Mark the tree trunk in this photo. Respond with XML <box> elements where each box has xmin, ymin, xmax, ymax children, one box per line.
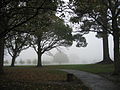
<box><xmin>99</xmin><ymin>7</ymin><xmax>113</xmax><ymax>64</ymax></box>
<box><xmin>37</xmin><ymin>37</ymin><xmax>42</xmax><ymax>67</ymax></box>
<box><xmin>100</xmin><ymin>35</ymin><xmax>113</xmax><ymax>64</ymax></box>
<box><xmin>0</xmin><ymin>38</ymin><xmax>5</xmax><ymax>74</ymax></box>
<box><xmin>113</xmin><ymin>33</ymin><xmax>120</xmax><ymax>75</ymax></box>
<box><xmin>37</xmin><ymin>52</ymin><xmax>42</xmax><ymax>67</ymax></box>
<box><xmin>11</xmin><ymin>55</ymin><xmax>17</xmax><ymax>67</ymax></box>
<box><xmin>112</xmin><ymin>11</ymin><xmax>120</xmax><ymax>75</ymax></box>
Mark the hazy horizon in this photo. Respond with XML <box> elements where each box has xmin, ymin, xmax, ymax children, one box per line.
<box><xmin>4</xmin><ymin>0</ymin><xmax>114</xmax><ymax>65</ymax></box>
<box><xmin>4</xmin><ymin>32</ymin><xmax>114</xmax><ymax>65</ymax></box>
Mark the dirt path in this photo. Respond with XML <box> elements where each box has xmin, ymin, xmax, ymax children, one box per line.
<box><xmin>59</xmin><ymin>69</ymin><xmax>120</xmax><ymax>90</ymax></box>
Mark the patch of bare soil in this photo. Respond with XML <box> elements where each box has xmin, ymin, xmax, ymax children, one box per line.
<box><xmin>0</xmin><ymin>67</ymin><xmax>90</xmax><ymax>90</ymax></box>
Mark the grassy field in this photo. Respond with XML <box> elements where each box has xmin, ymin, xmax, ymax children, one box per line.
<box><xmin>0</xmin><ymin>64</ymin><xmax>117</xmax><ymax>90</ymax></box>
<box><xmin>0</xmin><ymin>66</ymin><xmax>90</xmax><ymax>90</ymax></box>
<box><xmin>13</xmin><ymin>64</ymin><xmax>114</xmax><ymax>74</ymax></box>
<box><xmin>47</xmin><ymin>64</ymin><xmax>114</xmax><ymax>74</ymax></box>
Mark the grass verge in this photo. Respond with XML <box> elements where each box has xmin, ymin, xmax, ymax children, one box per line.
<box><xmin>46</xmin><ymin>64</ymin><xmax>114</xmax><ymax>74</ymax></box>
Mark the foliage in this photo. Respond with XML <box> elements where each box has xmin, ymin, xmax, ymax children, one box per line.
<box><xmin>0</xmin><ymin>0</ymin><xmax>58</xmax><ymax>37</ymax></box>
<box><xmin>5</xmin><ymin>31</ymin><xmax>31</xmax><ymax>66</ymax></box>
<box><xmin>69</xmin><ymin>0</ymin><xmax>120</xmax><ymax>73</ymax></box>
<box><xmin>21</xmin><ymin>10</ymin><xmax>74</xmax><ymax>66</ymax></box>
<box><xmin>30</xmin><ymin>15</ymin><xmax>73</xmax><ymax>54</ymax></box>
<box><xmin>69</xmin><ymin>0</ymin><xmax>118</xmax><ymax>36</ymax></box>
<box><xmin>96</xmin><ymin>31</ymin><xmax>109</xmax><ymax>39</ymax></box>
<box><xmin>70</xmin><ymin>0</ymin><xmax>120</xmax><ymax>34</ymax></box>
<box><xmin>5</xmin><ymin>32</ymin><xmax>31</xmax><ymax>57</ymax></box>
<box><xmin>73</xmin><ymin>34</ymin><xmax>88</xmax><ymax>47</ymax></box>
<box><xmin>0</xmin><ymin>0</ymin><xmax>59</xmax><ymax>72</ymax></box>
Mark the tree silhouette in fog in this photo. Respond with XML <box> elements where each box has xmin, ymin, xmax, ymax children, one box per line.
<box><xmin>53</xmin><ymin>51</ymin><xmax>69</xmax><ymax>65</ymax></box>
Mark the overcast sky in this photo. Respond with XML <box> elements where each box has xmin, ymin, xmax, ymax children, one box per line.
<box><xmin>4</xmin><ymin>0</ymin><xmax>114</xmax><ymax>65</ymax></box>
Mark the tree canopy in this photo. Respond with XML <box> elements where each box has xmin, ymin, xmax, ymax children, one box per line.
<box><xmin>29</xmin><ymin>14</ymin><xmax>73</xmax><ymax>66</ymax></box>
<box><xmin>5</xmin><ymin>32</ymin><xmax>31</xmax><ymax>66</ymax></box>
<box><xmin>69</xmin><ymin>0</ymin><xmax>120</xmax><ymax>74</ymax></box>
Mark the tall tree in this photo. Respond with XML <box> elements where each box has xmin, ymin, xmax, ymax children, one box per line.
<box><xmin>69</xmin><ymin>0</ymin><xmax>120</xmax><ymax>74</ymax></box>
<box><xmin>97</xmin><ymin>6</ymin><xmax>113</xmax><ymax>64</ymax></box>
<box><xmin>69</xmin><ymin>1</ymin><xmax>112</xmax><ymax>64</ymax></box>
<box><xmin>5</xmin><ymin>32</ymin><xmax>31</xmax><ymax>67</ymax></box>
<box><xmin>30</xmin><ymin>16</ymin><xmax>73</xmax><ymax>67</ymax></box>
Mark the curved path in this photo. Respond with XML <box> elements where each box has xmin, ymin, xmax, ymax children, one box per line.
<box><xmin>59</xmin><ymin>69</ymin><xmax>120</xmax><ymax>90</ymax></box>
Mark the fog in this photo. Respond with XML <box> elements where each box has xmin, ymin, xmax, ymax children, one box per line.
<box><xmin>4</xmin><ymin>0</ymin><xmax>114</xmax><ymax>65</ymax></box>
<box><xmin>5</xmin><ymin>32</ymin><xmax>114</xmax><ymax>65</ymax></box>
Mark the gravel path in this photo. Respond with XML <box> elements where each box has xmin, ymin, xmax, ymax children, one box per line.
<box><xmin>59</xmin><ymin>69</ymin><xmax>120</xmax><ymax>90</ymax></box>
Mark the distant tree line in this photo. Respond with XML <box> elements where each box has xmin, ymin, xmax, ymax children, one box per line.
<box><xmin>4</xmin><ymin>59</ymin><xmax>37</xmax><ymax>65</ymax></box>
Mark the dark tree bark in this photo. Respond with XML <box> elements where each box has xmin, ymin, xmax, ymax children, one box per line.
<box><xmin>0</xmin><ymin>38</ymin><xmax>5</xmax><ymax>74</ymax></box>
<box><xmin>37</xmin><ymin>37</ymin><xmax>42</xmax><ymax>67</ymax></box>
<box><xmin>112</xmin><ymin>14</ymin><xmax>120</xmax><ymax>74</ymax></box>
<box><xmin>37</xmin><ymin>52</ymin><xmax>42</xmax><ymax>67</ymax></box>
<box><xmin>11</xmin><ymin>53</ymin><xmax>17</xmax><ymax>67</ymax></box>
<box><xmin>102</xmin><ymin>35</ymin><xmax>113</xmax><ymax>62</ymax></box>
<box><xmin>98</xmin><ymin>7</ymin><xmax>113</xmax><ymax>64</ymax></box>
<box><xmin>98</xmin><ymin>35</ymin><xmax>113</xmax><ymax>64</ymax></box>
<box><xmin>113</xmin><ymin>32</ymin><xmax>120</xmax><ymax>75</ymax></box>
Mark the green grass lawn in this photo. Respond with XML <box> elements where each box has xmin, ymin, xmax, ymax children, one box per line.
<box><xmin>1</xmin><ymin>64</ymin><xmax>116</xmax><ymax>90</ymax></box>
<box><xmin>6</xmin><ymin>64</ymin><xmax>114</xmax><ymax>74</ymax></box>
<box><xmin>47</xmin><ymin>64</ymin><xmax>114</xmax><ymax>74</ymax></box>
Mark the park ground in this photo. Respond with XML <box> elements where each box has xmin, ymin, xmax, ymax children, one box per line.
<box><xmin>0</xmin><ymin>64</ymin><xmax>120</xmax><ymax>90</ymax></box>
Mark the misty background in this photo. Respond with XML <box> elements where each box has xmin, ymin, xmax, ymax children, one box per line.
<box><xmin>4</xmin><ymin>32</ymin><xmax>114</xmax><ymax>65</ymax></box>
<box><xmin>4</xmin><ymin>0</ymin><xmax>114</xmax><ymax>65</ymax></box>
